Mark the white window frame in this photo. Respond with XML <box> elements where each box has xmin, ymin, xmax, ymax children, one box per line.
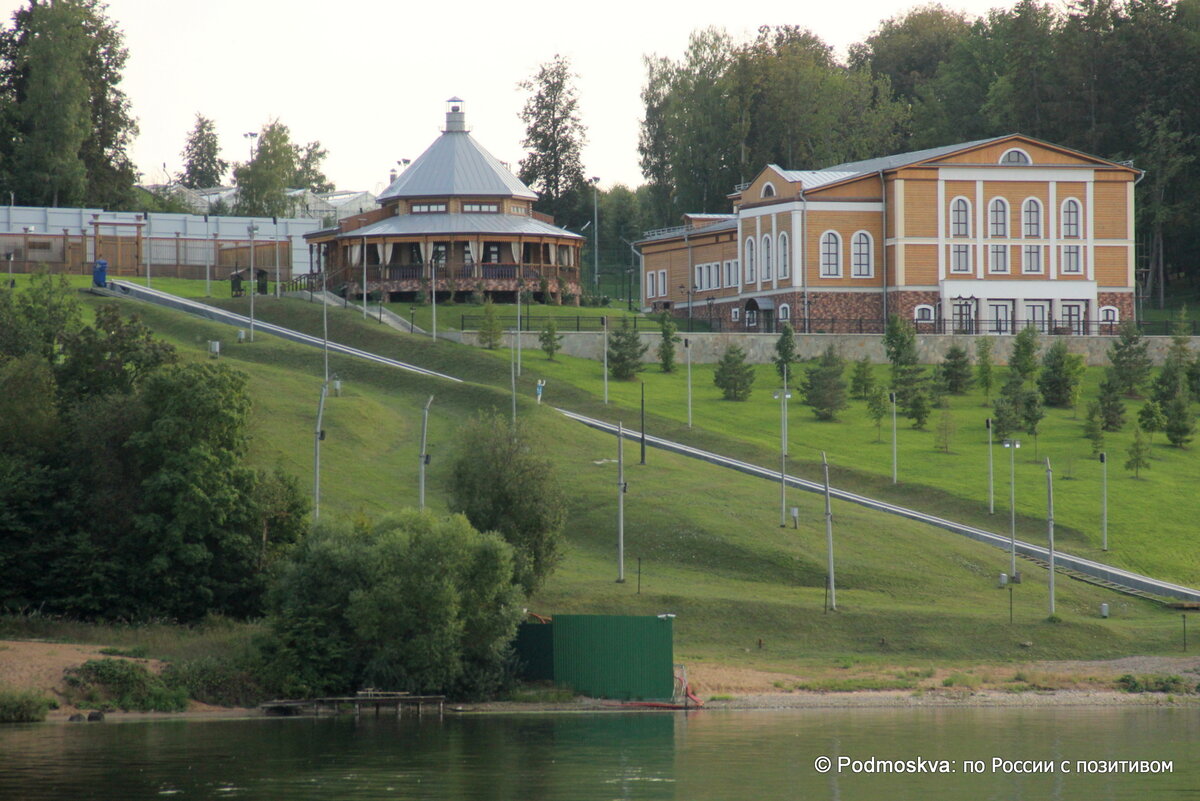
<box><xmin>1061</xmin><ymin>198</ymin><xmax>1082</xmax><ymax>238</ymax></box>
<box><xmin>819</xmin><ymin>231</ymin><xmax>842</xmax><ymax>278</ymax></box>
<box><xmin>646</xmin><ymin>270</ymin><xmax>656</xmax><ymax>299</ymax></box>
<box><xmin>989</xmin><ymin>198</ymin><xmax>1008</xmax><ymax>238</ymax></box>
<box><xmin>731</xmin><ymin>307</ymin><xmax>741</xmax><ymax>322</ymax></box>
<box><xmin>951</xmin><ymin>243</ymin><xmax>972</xmax><ymax>273</ymax></box>
<box><xmin>779</xmin><ymin>303</ymin><xmax>791</xmax><ymax>321</ymax></box>
<box><xmin>778</xmin><ymin>233</ymin><xmax>789</xmax><ymax>279</ymax></box>
<box><xmin>1000</xmin><ymin>148</ymin><xmax>1032</xmax><ymax>165</ymax></box>
<box><xmin>761</xmin><ymin>234</ymin><xmax>772</xmax><ymax>281</ymax></box>
<box><xmin>1022</xmin><ymin>244</ymin><xmax>1042</xmax><ymax>274</ymax></box>
<box><xmin>657</xmin><ymin>270</ymin><xmax>666</xmax><ymax>298</ymax></box>
<box><xmin>746</xmin><ymin>308</ymin><xmax>758</xmax><ymax>327</ymax></box>
<box><xmin>761</xmin><ymin>182</ymin><xmax>776</xmax><ymax>199</ymax></box>
<box><xmin>950</xmin><ymin>197</ymin><xmax>971</xmax><ymax>237</ymax></box>
<box><xmin>1099</xmin><ymin>305</ymin><xmax>1119</xmax><ymax>324</ymax></box>
<box><xmin>851</xmin><ymin>231</ymin><xmax>873</xmax><ymax>278</ymax></box>
<box><xmin>914</xmin><ymin>304</ymin><xmax>935</xmax><ymax>322</ymax></box>
<box><xmin>989</xmin><ymin>244</ymin><xmax>1009</xmax><ymax>274</ymax></box>
<box><xmin>1023</xmin><ymin>198</ymin><xmax>1042</xmax><ymax>238</ymax></box>
<box><xmin>695</xmin><ymin>265</ymin><xmax>703</xmax><ymax>291</ymax></box>
<box><xmin>744</xmin><ymin>238</ymin><xmax>756</xmax><ymax>283</ymax></box>
<box><xmin>1061</xmin><ymin>245</ymin><xmax>1083</xmax><ymax>274</ymax></box>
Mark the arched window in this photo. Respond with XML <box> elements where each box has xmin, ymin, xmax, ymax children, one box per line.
<box><xmin>819</xmin><ymin>231</ymin><xmax>841</xmax><ymax>277</ymax></box>
<box><xmin>1000</xmin><ymin>148</ymin><xmax>1032</xmax><ymax>165</ymax></box>
<box><xmin>914</xmin><ymin>304</ymin><xmax>935</xmax><ymax>322</ymax></box>
<box><xmin>1099</xmin><ymin>306</ymin><xmax>1119</xmax><ymax>324</ymax></box>
<box><xmin>851</xmin><ymin>231</ymin><xmax>873</xmax><ymax>278</ymax></box>
<box><xmin>951</xmin><ymin>197</ymin><xmax>971</xmax><ymax>237</ymax></box>
<box><xmin>1061</xmin><ymin>198</ymin><xmax>1081</xmax><ymax>238</ymax></box>
<box><xmin>1023</xmin><ymin>198</ymin><xmax>1042</xmax><ymax>238</ymax></box>
<box><xmin>779</xmin><ymin>303</ymin><xmax>791</xmax><ymax>321</ymax></box>
<box><xmin>744</xmin><ymin>238</ymin><xmax>756</xmax><ymax>282</ymax></box>
<box><xmin>761</xmin><ymin>234</ymin><xmax>772</xmax><ymax>280</ymax></box>
<box><xmin>778</xmin><ymin>233</ymin><xmax>790</xmax><ymax>279</ymax></box>
<box><xmin>761</xmin><ymin>182</ymin><xmax>776</xmax><ymax>198</ymax></box>
<box><xmin>989</xmin><ymin>198</ymin><xmax>1008</xmax><ymax>237</ymax></box>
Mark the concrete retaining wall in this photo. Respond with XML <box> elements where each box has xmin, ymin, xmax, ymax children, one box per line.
<box><xmin>456</xmin><ymin>330</ymin><xmax>1193</xmax><ymax>366</ymax></box>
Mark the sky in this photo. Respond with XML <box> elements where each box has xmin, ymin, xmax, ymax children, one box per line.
<box><xmin>3</xmin><ymin>0</ymin><xmax>1018</xmax><ymax>195</ymax></box>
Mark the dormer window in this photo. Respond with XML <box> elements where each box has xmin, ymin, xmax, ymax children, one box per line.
<box><xmin>1000</xmin><ymin>148</ymin><xmax>1031</xmax><ymax>165</ymax></box>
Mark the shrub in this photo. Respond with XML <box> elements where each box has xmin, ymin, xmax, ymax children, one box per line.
<box><xmin>1116</xmin><ymin>674</ymin><xmax>1190</xmax><ymax>694</ymax></box>
<box><xmin>64</xmin><ymin>658</ymin><xmax>188</xmax><ymax>712</ymax></box>
<box><xmin>714</xmin><ymin>344</ymin><xmax>755</xmax><ymax>401</ymax></box>
<box><xmin>162</xmin><ymin>655</ymin><xmax>265</xmax><ymax>708</ymax></box>
<box><xmin>0</xmin><ymin>684</ymin><xmax>52</xmax><ymax>722</ymax></box>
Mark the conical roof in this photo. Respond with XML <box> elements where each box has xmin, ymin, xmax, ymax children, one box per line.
<box><xmin>378</xmin><ymin>102</ymin><xmax>537</xmax><ymax>202</ymax></box>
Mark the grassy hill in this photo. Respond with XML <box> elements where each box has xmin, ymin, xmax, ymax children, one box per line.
<box><xmin>60</xmin><ymin>286</ymin><xmax>1194</xmax><ymax>676</ymax></box>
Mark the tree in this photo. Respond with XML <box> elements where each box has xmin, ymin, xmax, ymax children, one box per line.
<box><xmin>538</xmin><ymin>319</ymin><xmax>562</xmax><ymax>360</ymax></box>
<box><xmin>1153</xmin><ymin>307</ymin><xmax>1193</xmax><ymax>405</ymax></box>
<box><xmin>1137</xmin><ymin>400</ymin><xmax>1166</xmax><ymax>447</ymax></box>
<box><xmin>1009</xmin><ymin>325</ymin><xmax>1040</xmax><ymax>383</ymax></box>
<box><xmin>1097</xmin><ymin>371</ymin><xmax>1126</xmax><ymax>432</ymax></box>
<box><xmin>940</xmin><ymin>343</ymin><xmax>972</xmax><ymax>394</ymax></box>
<box><xmin>802</xmin><ymin>344</ymin><xmax>847</xmax><ymax>421</ymax></box>
<box><xmin>850</xmin><ymin>355</ymin><xmax>875</xmax><ymax>400</ymax></box>
<box><xmin>866</xmin><ymin>385</ymin><xmax>889</xmax><ymax>442</ymax></box>
<box><xmin>1164</xmin><ymin>391</ymin><xmax>1195</xmax><ymax>448</ymax></box>
<box><xmin>1125</xmin><ymin>425</ymin><xmax>1150</xmax><ymax>478</ymax></box>
<box><xmin>1037</xmin><ymin>340</ymin><xmax>1085</xmax><ymax>407</ymax></box>
<box><xmin>265</xmin><ymin>511</ymin><xmax>523</xmax><ymax>698</ymax></box>
<box><xmin>232</xmin><ymin>120</ymin><xmax>296</xmax><ymax>217</ymax></box>
<box><xmin>883</xmin><ymin>315</ymin><xmax>926</xmax><ymax>415</ymax></box>
<box><xmin>0</xmin><ymin>0</ymin><xmax>139</xmax><ymax>209</ymax></box>
<box><xmin>477</xmin><ymin>299</ymin><xmax>503</xmax><ymax>350</ymax></box>
<box><xmin>935</xmin><ymin>407</ymin><xmax>957</xmax><ymax>453</ymax></box>
<box><xmin>179</xmin><ymin>114</ymin><xmax>227</xmax><ymax>188</ymax></box>
<box><xmin>518</xmin><ymin>55</ymin><xmax>587</xmax><ymax>227</ymax></box>
<box><xmin>976</xmin><ymin>337</ymin><xmax>995</xmax><ymax>401</ymax></box>
<box><xmin>657</xmin><ymin>316</ymin><xmax>680</xmax><ymax>372</ymax></box>
<box><xmin>13</xmin><ymin>272</ymin><xmax>83</xmax><ymax>361</ymax></box>
<box><xmin>991</xmin><ymin>394</ymin><xmax>1022</xmax><ymax>441</ymax></box>
<box><xmin>1107</xmin><ymin>321</ymin><xmax>1151</xmax><ymax>397</ymax></box>
<box><xmin>292</xmin><ymin>141</ymin><xmax>333</xmax><ymax>194</ymax></box>
<box><xmin>448</xmin><ymin>412</ymin><xmax>567</xmax><ymax>596</ymax></box>
<box><xmin>607</xmin><ymin>319</ymin><xmax>648</xmax><ymax>380</ymax></box>
<box><xmin>1022</xmin><ymin>389</ymin><xmax>1045</xmax><ymax>457</ymax></box>
<box><xmin>714</xmin><ymin>344</ymin><xmax>755</xmax><ymax>401</ymax></box>
<box><xmin>773</xmin><ymin>322</ymin><xmax>797</xmax><ymax>383</ymax></box>
<box><xmin>908</xmin><ymin>387</ymin><xmax>932</xmax><ymax>429</ymax></box>
<box><xmin>54</xmin><ymin>304</ymin><xmax>176</xmax><ymax>403</ymax></box>
<box><xmin>1083</xmin><ymin>401</ymin><xmax>1104</xmax><ymax>456</ymax></box>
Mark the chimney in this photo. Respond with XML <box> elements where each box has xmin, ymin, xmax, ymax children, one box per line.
<box><xmin>445</xmin><ymin>97</ymin><xmax>467</xmax><ymax>132</ymax></box>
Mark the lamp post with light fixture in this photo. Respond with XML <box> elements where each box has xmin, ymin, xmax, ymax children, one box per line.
<box><xmin>774</xmin><ymin>369</ymin><xmax>791</xmax><ymax>528</ymax></box>
<box><xmin>1004</xmin><ymin>438</ymin><xmax>1021</xmax><ymax>580</ymax></box>
<box><xmin>591</xmin><ymin>176</ymin><xmax>600</xmax><ymax>289</ymax></box>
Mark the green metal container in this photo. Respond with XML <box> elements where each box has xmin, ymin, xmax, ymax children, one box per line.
<box><xmin>514</xmin><ymin>614</ymin><xmax>674</xmax><ymax>700</ymax></box>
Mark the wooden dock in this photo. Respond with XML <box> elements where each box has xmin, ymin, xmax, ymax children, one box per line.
<box><xmin>261</xmin><ymin>690</ymin><xmax>445</xmax><ymax>718</ymax></box>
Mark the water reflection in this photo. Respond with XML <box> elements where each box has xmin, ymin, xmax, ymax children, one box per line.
<box><xmin>0</xmin><ymin>707</ymin><xmax>1195</xmax><ymax>800</ymax></box>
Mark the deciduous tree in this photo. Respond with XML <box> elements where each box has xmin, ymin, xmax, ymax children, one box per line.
<box><xmin>518</xmin><ymin>55</ymin><xmax>587</xmax><ymax>228</ymax></box>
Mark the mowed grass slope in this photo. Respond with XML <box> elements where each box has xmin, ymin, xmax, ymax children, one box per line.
<box><xmin>85</xmin><ymin>290</ymin><xmax>1190</xmax><ymax>669</ymax></box>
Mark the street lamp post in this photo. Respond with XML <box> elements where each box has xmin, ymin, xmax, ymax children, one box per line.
<box><xmin>617</xmin><ymin>420</ymin><xmax>626</xmax><ymax>583</ymax></box>
<box><xmin>430</xmin><ymin>255</ymin><xmax>438</xmax><ymax>341</ymax></box>
<box><xmin>419</xmin><ymin>396</ymin><xmax>434</xmax><ymax>510</ymax></box>
<box><xmin>243</xmin><ymin>131</ymin><xmax>258</xmax><ymax>160</ymax></box>
<box><xmin>890</xmin><ymin>391</ymin><xmax>897</xmax><ymax>484</ymax></box>
<box><xmin>313</xmin><ymin>375</ymin><xmax>337</xmax><ymax>522</ymax></box>
<box><xmin>602</xmin><ymin>316</ymin><xmax>609</xmax><ymax>405</ymax></box>
<box><xmin>678</xmin><ymin>283</ymin><xmax>696</xmax><ymax>333</ymax></box>
<box><xmin>248</xmin><ymin>224</ymin><xmax>258</xmax><ymax>342</ymax></box>
<box><xmin>1100</xmin><ymin>452</ymin><xmax>1108</xmax><ymax>551</ymax></box>
<box><xmin>1046</xmin><ymin>457</ymin><xmax>1056</xmax><ymax>616</ymax></box>
<box><xmin>685</xmin><ymin>337</ymin><xmax>692</xmax><ymax>428</ymax></box>
<box><xmin>774</xmin><ymin>369</ymin><xmax>791</xmax><ymax>528</ymax></box>
<box><xmin>591</xmin><ymin>176</ymin><xmax>600</xmax><ymax>290</ymax></box>
<box><xmin>822</xmin><ymin>451</ymin><xmax>837</xmax><ymax>611</ymax></box>
<box><xmin>1004</xmin><ymin>439</ymin><xmax>1021</xmax><ymax>581</ymax></box>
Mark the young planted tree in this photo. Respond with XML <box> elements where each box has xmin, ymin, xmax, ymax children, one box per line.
<box><xmin>1037</xmin><ymin>340</ymin><xmax>1085</xmax><ymax>407</ymax></box>
<box><xmin>714</xmin><ymin>344</ymin><xmax>755</xmax><ymax>401</ymax></box>
<box><xmin>850</xmin><ymin>355</ymin><xmax>875</xmax><ymax>400</ymax></box>
<box><xmin>477</xmin><ymin>298</ymin><xmax>504</xmax><ymax>350</ymax></box>
<box><xmin>1137</xmin><ymin>400</ymin><xmax>1166</xmax><ymax>447</ymax></box>
<box><xmin>657</xmin><ymin>316</ymin><xmax>681</xmax><ymax>372</ymax></box>
<box><xmin>939</xmin><ymin>343</ymin><xmax>972</xmax><ymax>394</ymax></box>
<box><xmin>866</xmin><ymin>385</ymin><xmax>889</xmax><ymax>442</ymax></box>
<box><xmin>975</xmin><ymin>337</ymin><xmax>995</xmax><ymax>402</ymax></box>
<box><xmin>1097</xmin><ymin>371</ymin><xmax>1126</xmax><ymax>432</ymax></box>
<box><xmin>1125</xmin><ymin>425</ymin><xmax>1151</xmax><ymax>478</ymax></box>
<box><xmin>883</xmin><ymin>315</ymin><xmax>926</xmax><ymax>416</ymax></box>
<box><xmin>1023</xmin><ymin>389</ymin><xmax>1045</xmax><ymax>457</ymax></box>
<box><xmin>1083</xmin><ymin>401</ymin><xmax>1105</xmax><ymax>456</ymax></box>
<box><xmin>1164</xmin><ymin>391</ymin><xmax>1195</xmax><ymax>448</ymax></box>
<box><xmin>608</xmin><ymin>318</ymin><xmax>649</xmax><ymax>380</ymax></box>
<box><xmin>538</xmin><ymin>319</ymin><xmax>562</xmax><ymax>360</ymax></box>
<box><xmin>802</xmin><ymin>344</ymin><xmax>848</xmax><ymax>421</ymax></box>
<box><xmin>991</xmin><ymin>395</ymin><xmax>1022</xmax><ymax>441</ymax></box>
<box><xmin>907</xmin><ymin>387</ymin><xmax>932</xmax><ymax>430</ymax></box>
<box><xmin>774</xmin><ymin>322</ymin><xmax>797</xmax><ymax>383</ymax></box>
<box><xmin>935</xmin><ymin>407</ymin><xmax>956</xmax><ymax>453</ymax></box>
<box><xmin>1107</xmin><ymin>321</ymin><xmax>1151</xmax><ymax>397</ymax></box>
<box><xmin>1009</xmin><ymin>325</ymin><xmax>1040</xmax><ymax>384</ymax></box>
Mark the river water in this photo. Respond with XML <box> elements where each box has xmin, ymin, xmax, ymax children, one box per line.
<box><xmin>0</xmin><ymin>706</ymin><xmax>1196</xmax><ymax>800</ymax></box>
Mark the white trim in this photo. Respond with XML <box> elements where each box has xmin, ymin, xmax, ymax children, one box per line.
<box><xmin>851</xmin><ymin>230</ymin><xmax>874</xmax><ymax>278</ymax></box>
<box><xmin>1099</xmin><ymin>305</ymin><xmax>1119</xmax><ymax>323</ymax></box>
<box><xmin>754</xmin><ymin>215</ymin><xmax>762</xmax><ymax>290</ymax></box>
<box><xmin>940</xmin><ymin>167</ymin><xmax>1095</xmax><ymax>183</ymax></box>
<box><xmin>819</xmin><ymin>230</ymin><xmax>843</xmax><ymax>278</ymax></box>
<box><xmin>1087</xmin><ymin>182</ymin><xmax>1096</xmax><ymax>281</ymax></box>
<box><xmin>950</xmin><ymin>195</ymin><xmax>972</xmax><ymax>237</ymax></box>
<box><xmin>988</xmin><ymin>197</ymin><xmax>1009</xmax><ymax>238</ymax></box>
<box><xmin>778</xmin><ymin>303</ymin><xmax>791</xmax><ymax>321</ymax></box>
<box><xmin>937</xmin><ymin>177</ymin><xmax>946</xmax><ymax>279</ymax></box>
<box><xmin>778</xmin><ymin>231</ymin><xmax>790</xmax><ymax>280</ymax></box>
<box><xmin>657</xmin><ymin>270</ymin><xmax>666</xmax><ymax>299</ymax></box>
<box><xmin>941</xmin><ymin>278</ymin><xmax>1097</xmax><ymax>304</ymax></box>
<box><xmin>914</xmin><ymin>303</ymin><xmax>935</xmax><ymax>322</ymax></box>
<box><xmin>1048</xmin><ymin>182</ymin><xmax>1057</xmax><ymax>279</ymax></box>
<box><xmin>1126</xmin><ymin>182</ymin><xmax>1135</xmax><ymax>287</ymax></box>
<box><xmin>975</xmin><ymin>181</ymin><xmax>985</xmax><ymax>279</ymax></box>
<box><xmin>989</xmin><ymin>244</ymin><xmax>1010</xmax><ymax>274</ymax></box>
<box><xmin>761</xmin><ymin>181</ymin><xmax>777</xmax><ymax>199</ymax></box>
<box><xmin>731</xmin><ymin>306</ymin><xmax>741</xmax><ymax>322</ymax></box>
<box><xmin>738</xmin><ymin>200</ymin><xmax>883</xmax><ymax>217</ymax></box>
<box><xmin>1060</xmin><ymin>196</ymin><xmax>1083</xmax><ymax>238</ymax></box>
<box><xmin>744</xmin><ymin>237</ymin><xmax>756</xmax><ymax>284</ymax></box>
<box><xmin>1022</xmin><ymin>197</ymin><xmax>1043</xmax><ymax>238</ymax></box>
<box><xmin>761</xmin><ymin>233</ymin><xmax>773</xmax><ymax>282</ymax></box>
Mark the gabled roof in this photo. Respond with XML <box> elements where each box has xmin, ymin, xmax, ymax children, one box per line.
<box><xmin>770</xmin><ymin>167</ymin><xmax>863</xmax><ymax>191</ymax></box>
<box><xmin>818</xmin><ymin>137</ymin><xmax>1005</xmax><ymax>175</ymax></box>
<box><xmin>378</xmin><ymin>125</ymin><xmax>537</xmax><ymax>203</ymax></box>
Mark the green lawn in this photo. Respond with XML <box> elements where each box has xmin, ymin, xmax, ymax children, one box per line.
<box><xmin>381</xmin><ymin>298</ymin><xmax>650</xmax><ymax>334</ymax></box>
<box><xmin>75</xmin><ymin>290</ymin><xmax>1194</xmax><ymax>673</ymax></box>
<box><xmin>5</xmin><ymin>272</ymin><xmax>267</xmax><ymax>299</ymax></box>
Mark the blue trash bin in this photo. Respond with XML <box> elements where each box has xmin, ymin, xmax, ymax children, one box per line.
<box><xmin>92</xmin><ymin>258</ymin><xmax>108</xmax><ymax>288</ymax></box>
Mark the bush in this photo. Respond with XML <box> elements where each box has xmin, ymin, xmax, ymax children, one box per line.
<box><xmin>0</xmin><ymin>684</ymin><xmax>52</xmax><ymax>722</ymax></box>
<box><xmin>64</xmin><ymin>658</ymin><xmax>188</xmax><ymax>712</ymax></box>
<box><xmin>1116</xmin><ymin>674</ymin><xmax>1190</xmax><ymax>694</ymax></box>
<box><xmin>162</xmin><ymin>655</ymin><xmax>265</xmax><ymax>708</ymax></box>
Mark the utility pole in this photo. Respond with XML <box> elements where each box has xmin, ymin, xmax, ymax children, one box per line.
<box><xmin>822</xmin><ymin>451</ymin><xmax>836</xmax><ymax>611</ymax></box>
<box><xmin>617</xmin><ymin>421</ymin><xmax>626</xmax><ymax>583</ymax></box>
<box><xmin>248</xmin><ymin>224</ymin><xmax>258</xmax><ymax>341</ymax></box>
<box><xmin>987</xmin><ymin>418</ymin><xmax>994</xmax><ymax>514</ymax></box>
<box><xmin>890</xmin><ymin>391</ymin><xmax>897</xmax><ymax>483</ymax></box>
<box><xmin>1100</xmin><ymin>452</ymin><xmax>1108</xmax><ymax>551</ymax></box>
<box><xmin>686</xmin><ymin>337</ymin><xmax>693</xmax><ymax>428</ymax></box>
<box><xmin>603</xmin><ymin>316</ymin><xmax>609</xmax><ymax>404</ymax></box>
<box><xmin>1046</xmin><ymin>457</ymin><xmax>1056</xmax><ymax>616</ymax></box>
<box><xmin>419</xmin><ymin>396</ymin><xmax>434</xmax><ymax>510</ymax></box>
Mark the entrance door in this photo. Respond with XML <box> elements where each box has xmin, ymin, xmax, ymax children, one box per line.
<box><xmin>953</xmin><ymin>302</ymin><xmax>975</xmax><ymax>334</ymax></box>
<box><xmin>1061</xmin><ymin>302</ymin><xmax>1085</xmax><ymax>335</ymax></box>
<box><xmin>1025</xmin><ymin>302</ymin><xmax>1049</xmax><ymax>333</ymax></box>
<box><xmin>989</xmin><ymin>302</ymin><xmax>1012</xmax><ymax>334</ymax></box>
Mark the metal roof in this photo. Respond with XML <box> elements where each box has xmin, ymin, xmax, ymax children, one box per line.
<box><xmin>639</xmin><ymin>216</ymin><xmax>738</xmax><ymax>244</ymax></box>
<box><xmin>378</xmin><ymin>128</ymin><xmax>537</xmax><ymax>202</ymax></box>
<box><xmin>336</xmin><ymin>212</ymin><xmax>582</xmax><ymax>240</ymax></box>
<box><xmin>770</xmin><ymin>168</ymin><xmax>863</xmax><ymax>190</ymax></box>
<box><xmin>818</xmin><ymin>137</ymin><xmax>1005</xmax><ymax>175</ymax></box>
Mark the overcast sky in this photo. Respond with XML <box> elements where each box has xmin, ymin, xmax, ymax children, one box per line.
<box><xmin>3</xmin><ymin>0</ymin><xmax>1017</xmax><ymax>194</ymax></box>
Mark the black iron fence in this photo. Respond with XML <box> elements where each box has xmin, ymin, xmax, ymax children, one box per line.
<box><xmin>460</xmin><ymin>314</ymin><xmax>716</xmax><ymax>333</ymax></box>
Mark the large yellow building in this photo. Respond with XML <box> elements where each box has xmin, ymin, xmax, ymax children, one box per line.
<box><xmin>639</xmin><ymin>135</ymin><xmax>1140</xmax><ymax>335</ymax></box>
